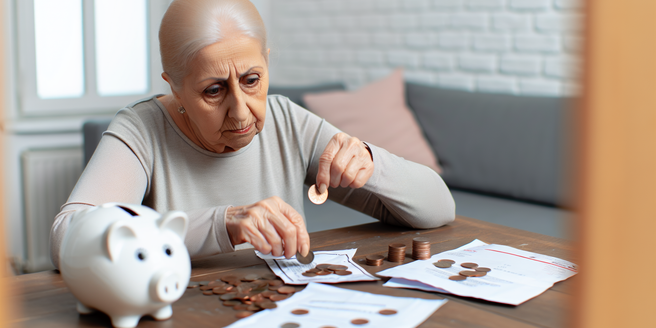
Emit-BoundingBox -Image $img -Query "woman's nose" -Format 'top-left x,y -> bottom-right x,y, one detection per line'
226,88 -> 250,122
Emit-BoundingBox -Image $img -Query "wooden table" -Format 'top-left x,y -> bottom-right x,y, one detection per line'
9,216 -> 576,327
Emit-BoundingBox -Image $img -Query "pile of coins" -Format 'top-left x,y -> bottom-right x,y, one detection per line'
188,273 -> 298,318
365,255 -> 385,266
431,260 -> 492,281
412,237 -> 431,260
302,263 -> 352,276
387,243 -> 406,262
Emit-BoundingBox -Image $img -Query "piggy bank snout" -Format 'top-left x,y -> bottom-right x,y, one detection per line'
150,271 -> 184,303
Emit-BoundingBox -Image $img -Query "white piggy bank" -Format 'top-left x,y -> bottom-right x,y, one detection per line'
59,203 -> 191,328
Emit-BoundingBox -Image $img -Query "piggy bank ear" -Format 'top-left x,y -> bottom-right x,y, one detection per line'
105,221 -> 137,262
158,211 -> 188,239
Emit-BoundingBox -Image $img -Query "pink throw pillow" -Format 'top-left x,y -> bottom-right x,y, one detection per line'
302,69 -> 442,174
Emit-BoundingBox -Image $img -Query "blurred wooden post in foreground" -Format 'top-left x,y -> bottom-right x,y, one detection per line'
575,0 -> 656,327
0,0 -> 10,326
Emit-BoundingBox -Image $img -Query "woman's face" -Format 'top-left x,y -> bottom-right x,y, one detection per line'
171,36 -> 269,153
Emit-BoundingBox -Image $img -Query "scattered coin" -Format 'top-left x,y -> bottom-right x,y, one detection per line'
270,294 -> 289,301
412,237 -> 431,260
199,281 -> 210,286
235,311 -> 253,319
199,285 -> 213,291
366,254 -> 385,266
434,261 -> 452,268
475,267 -> 491,272
302,272 -> 317,277
277,286 -> 296,294
259,301 -> 277,309
281,323 -> 300,328
461,262 -> 479,269
316,263 -> 332,270
351,318 -> 370,325
242,274 -> 259,282
471,271 -> 487,277
233,303 -> 249,311
202,290 -> 213,295
459,270 -> 478,277
335,270 -> 352,276
439,259 -> 455,264
449,275 -> 467,281
221,275 -> 239,283
308,184 -> 328,205
328,265 -> 348,271
187,281 -> 200,288
223,300 -> 240,307
291,309 -> 309,315
379,309 -> 398,315
296,250 -> 315,265
388,243 -> 407,262
220,293 -> 237,301
269,280 -> 284,287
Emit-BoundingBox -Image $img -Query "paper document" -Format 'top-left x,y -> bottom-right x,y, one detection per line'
256,249 -> 378,285
226,282 -> 448,328
378,239 -> 577,305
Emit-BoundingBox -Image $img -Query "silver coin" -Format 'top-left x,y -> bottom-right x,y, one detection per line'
296,250 -> 315,265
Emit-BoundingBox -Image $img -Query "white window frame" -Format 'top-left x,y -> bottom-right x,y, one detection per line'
15,0 -> 171,116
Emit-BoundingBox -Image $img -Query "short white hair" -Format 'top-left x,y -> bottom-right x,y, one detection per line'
159,0 -> 267,88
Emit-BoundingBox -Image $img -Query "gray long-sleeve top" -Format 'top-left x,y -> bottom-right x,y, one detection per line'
50,95 -> 455,269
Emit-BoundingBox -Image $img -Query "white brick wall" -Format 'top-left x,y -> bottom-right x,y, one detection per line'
268,0 -> 582,96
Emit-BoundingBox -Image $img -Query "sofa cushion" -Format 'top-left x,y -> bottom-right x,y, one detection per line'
268,83 -> 345,108
302,70 -> 442,173
406,83 -> 569,206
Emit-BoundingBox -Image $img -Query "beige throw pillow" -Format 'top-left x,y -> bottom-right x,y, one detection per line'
302,69 -> 442,174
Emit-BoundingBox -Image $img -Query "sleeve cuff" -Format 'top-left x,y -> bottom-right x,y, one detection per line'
214,205 -> 236,253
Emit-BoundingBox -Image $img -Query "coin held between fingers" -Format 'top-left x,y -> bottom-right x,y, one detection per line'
308,184 -> 328,205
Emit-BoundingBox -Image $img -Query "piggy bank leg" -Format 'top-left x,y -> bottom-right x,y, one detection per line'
151,305 -> 173,321
110,315 -> 141,328
76,302 -> 94,314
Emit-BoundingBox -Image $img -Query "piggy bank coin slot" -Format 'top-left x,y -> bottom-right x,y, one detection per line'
118,206 -> 139,216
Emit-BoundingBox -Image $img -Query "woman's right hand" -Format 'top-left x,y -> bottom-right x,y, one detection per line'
225,196 -> 310,259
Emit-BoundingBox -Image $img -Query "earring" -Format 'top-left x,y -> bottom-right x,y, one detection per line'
178,106 -> 186,114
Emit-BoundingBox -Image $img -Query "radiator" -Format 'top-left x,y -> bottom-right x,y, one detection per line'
21,148 -> 83,273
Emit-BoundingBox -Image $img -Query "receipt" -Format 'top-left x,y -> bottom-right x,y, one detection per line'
256,249 -> 378,285
378,239 -> 577,305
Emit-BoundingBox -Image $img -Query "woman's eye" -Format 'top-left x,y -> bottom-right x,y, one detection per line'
204,84 -> 222,96
244,74 -> 259,86
136,248 -> 147,261
163,245 -> 173,257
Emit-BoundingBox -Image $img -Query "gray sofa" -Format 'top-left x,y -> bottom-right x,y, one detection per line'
83,83 -> 573,239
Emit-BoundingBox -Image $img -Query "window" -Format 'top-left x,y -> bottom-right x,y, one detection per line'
16,0 -> 170,116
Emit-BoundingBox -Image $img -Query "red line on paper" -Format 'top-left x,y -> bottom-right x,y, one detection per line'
486,249 -> 577,273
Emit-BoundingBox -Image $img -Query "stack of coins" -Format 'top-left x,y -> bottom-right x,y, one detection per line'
365,254 -> 385,266
412,237 -> 431,260
302,263 -> 352,276
387,243 -> 406,262
188,273 -> 298,318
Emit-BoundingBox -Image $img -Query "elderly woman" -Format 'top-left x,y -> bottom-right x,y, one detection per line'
49,0 -> 455,269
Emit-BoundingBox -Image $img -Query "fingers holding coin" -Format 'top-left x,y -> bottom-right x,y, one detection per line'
316,133 -> 374,194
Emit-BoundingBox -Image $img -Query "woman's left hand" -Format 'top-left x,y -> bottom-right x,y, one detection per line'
316,132 -> 374,194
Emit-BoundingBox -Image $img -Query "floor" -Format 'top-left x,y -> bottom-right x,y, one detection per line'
303,186 -> 572,240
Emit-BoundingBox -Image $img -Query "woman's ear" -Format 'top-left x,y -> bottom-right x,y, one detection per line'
161,72 -> 182,103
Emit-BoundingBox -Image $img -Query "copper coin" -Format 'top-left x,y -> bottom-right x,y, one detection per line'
202,290 -> 213,295
335,270 -> 352,276
213,287 -> 230,295
302,272 -> 317,277
269,280 -> 284,287
367,255 -> 385,261
221,275 -> 239,283
208,280 -> 225,287
475,267 -> 491,272
199,285 -> 213,291
277,286 -> 296,294
459,270 -> 478,277
260,301 -> 277,309
351,318 -> 369,325
379,309 -> 398,315
247,304 -> 261,312
389,243 -> 406,248
223,300 -> 240,307
320,326 -> 338,328
268,285 -> 281,291
291,309 -> 309,315
199,280 -> 210,286
471,271 -> 487,277
440,259 -> 456,264
242,274 -> 259,282
434,261 -> 452,268
250,294 -> 265,302
308,184 -> 328,204
315,270 -> 332,275
233,304 -> 249,311
220,293 -> 237,301
461,262 -> 479,269
328,265 -> 348,271
235,311 -> 253,319
262,291 -> 276,298
449,275 -> 467,281
316,263 -> 332,270
187,281 -> 200,288
296,250 -> 315,265
270,294 -> 288,301
307,268 -> 321,273
281,323 -> 300,328
237,285 -> 253,294
413,237 -> 430,244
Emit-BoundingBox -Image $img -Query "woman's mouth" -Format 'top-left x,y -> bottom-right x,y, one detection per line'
229,123 -> 253,134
